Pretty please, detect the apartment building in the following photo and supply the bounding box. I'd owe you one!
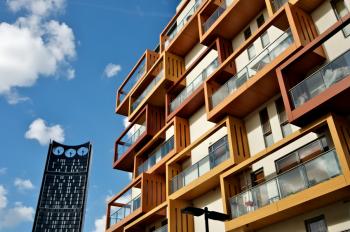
[106,0,350,231]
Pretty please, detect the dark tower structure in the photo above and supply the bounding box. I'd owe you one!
[32,141,92,232]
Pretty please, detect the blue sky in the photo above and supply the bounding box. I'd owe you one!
[0,0,177,231]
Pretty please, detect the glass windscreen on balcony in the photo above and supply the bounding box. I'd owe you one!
[170,58,219,112]
[131,69,164,112]
[271,0,288,12]
[211,28,293,108]
[202,0,234,33]
[109,192,141,226]
[137,136,175,176]
[118,123,146,158]
[154,224,168,232]
[164,0,202,49]
[290,49,350,108]
[170,135,229,193]
[119,58,146,103]
[230,149,341,218]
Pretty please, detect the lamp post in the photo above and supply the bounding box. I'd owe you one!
[181,206,231,232]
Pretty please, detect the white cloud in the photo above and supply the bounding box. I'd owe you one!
[123,117,130,128]
[67,68,75,80]
[92,215,106,232]
[0,186,7,209]
[14,178,34,191]
[104,63,121,78]
[0,168,7,176]
[25,118,65,145]
[0,0,76,104]
[0,202,34,229]
[128,172,132,180]
[7,0,66,17]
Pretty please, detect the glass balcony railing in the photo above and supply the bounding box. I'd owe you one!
[230,149,341,218]
[137,136,175,176]
[131,70,164,112]
[109,193,141,226]
[154,224,168,232]
[164,0,202,49]
[120,58,146,103]
[211,28,293,108]
[202,0,234,33]
[271,0,289,12]
[170,58,219,112]
[290,49,350,108]
[170,136,229,193]
[118,124,146,158]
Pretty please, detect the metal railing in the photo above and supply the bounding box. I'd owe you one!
[170,136,229,193]
[290,49,350,108]
[137,136,175,176]
[131,70,164,112]
[211,28,293,108]
[109,193,141,226]
[119,58,146,104]
[170,58,219,112]
[230,149,341,218]
[202,0,234,33]
[164,0,202,49]
[117,124,146,158]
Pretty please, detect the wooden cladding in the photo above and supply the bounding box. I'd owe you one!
[141,173,166,212]
[146,105,165,135]
[227,117,250,164]
[165,53,186,83]
[146,50,160,71]
[168,200,194,232]
[174,117,190,153]
[216,37,235,74]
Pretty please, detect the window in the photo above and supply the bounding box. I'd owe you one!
[331,0,350,37]
[256,14,265,28]
[247,44,256,60]
[259,108,274,147]
[251,168,265,186]
[261,31,270,48]
[244,27,252,40]
[305,215,328,232]
[275,97,292,137]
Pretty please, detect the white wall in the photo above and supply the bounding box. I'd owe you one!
[311,0,350,60]
[176,0,196,27]
[258,201,350,232]
[245,95,300,156]
[193,187,226,232]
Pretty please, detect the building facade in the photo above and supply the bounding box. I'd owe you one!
[33,141,92,232]
[107,0,350,231]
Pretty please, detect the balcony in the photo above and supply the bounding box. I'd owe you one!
[170,135,230,193]
[277,15,350,126]
[160,0,206,56]
[204,5,319,122]
[106,173,166,232]
[211,29,293,108]
[166,37,232,121]
[220,114,350,232]
[128,52,185,121]
[114,105,164,171]
[198,0,266,45]
[134,117,190,178]
[167,116,250,200]
[230,149,341,218]
[116,50,159,116]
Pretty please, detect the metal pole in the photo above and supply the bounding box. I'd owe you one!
[204,207,209,232]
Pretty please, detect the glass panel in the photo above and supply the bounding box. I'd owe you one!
[290,50,350,107]
[202,0,234,33]
[272,0,289,12]
[276,152,299,174]
[118,124,146,158]
[109,193,141,226]
[170,136,229,193]
[170,58,219,112]
[211,28,293,108]
[230,149,341,219]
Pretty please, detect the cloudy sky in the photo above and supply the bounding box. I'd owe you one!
[0,0,176,231]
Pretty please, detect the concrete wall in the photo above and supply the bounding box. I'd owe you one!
[258,201,350,232]
[193,187,226,232]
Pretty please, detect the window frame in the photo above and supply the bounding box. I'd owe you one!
[331,0,350,37]
[304,215,328,232]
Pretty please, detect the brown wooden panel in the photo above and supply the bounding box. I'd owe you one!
[169,200,194,232]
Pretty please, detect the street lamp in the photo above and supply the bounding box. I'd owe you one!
[181,206,231,232]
